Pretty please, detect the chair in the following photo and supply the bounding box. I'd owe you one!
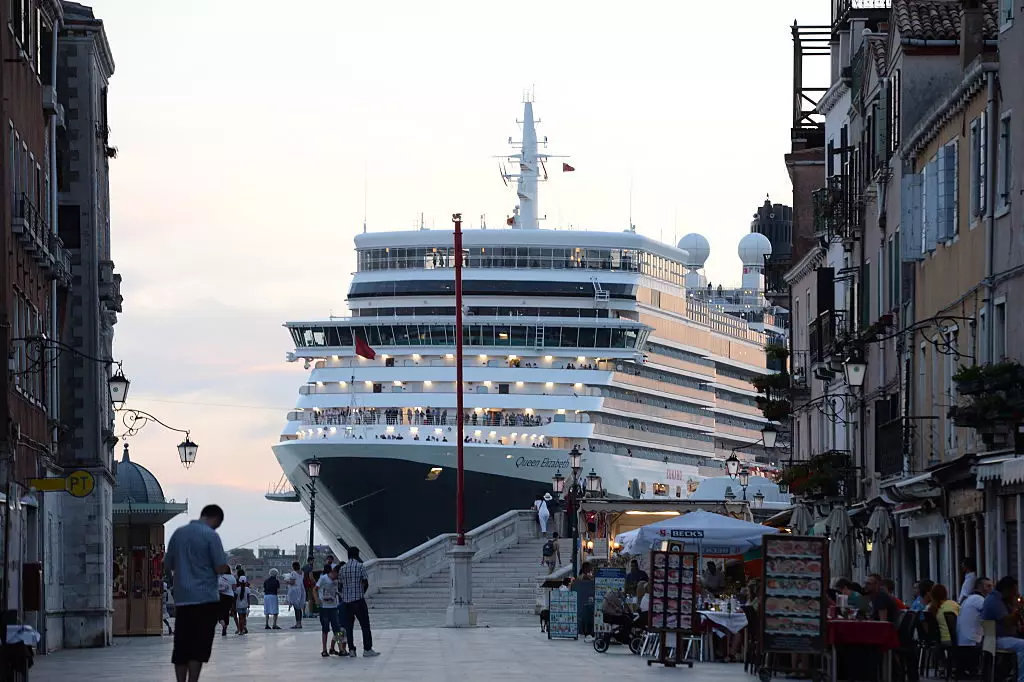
[981,620,1019,682]
[920,611,945,678]
[742,605,761,675]
[894,611,921,682]
[943,611,970,681]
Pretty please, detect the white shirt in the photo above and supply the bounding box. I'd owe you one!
[218,573,236,598]
[316,574,340,608]
[957,593,985,645]
[640,594,650,612]
[959,572,977,603]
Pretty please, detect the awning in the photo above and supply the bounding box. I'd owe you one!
[1003,458,1024,485]
[892,501,925,516]
[764,507,793,528]
[894,472,932,488]
[976,454,1017,481]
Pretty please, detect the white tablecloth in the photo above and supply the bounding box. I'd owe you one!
[6,625,40,646]
[698,610,748,636]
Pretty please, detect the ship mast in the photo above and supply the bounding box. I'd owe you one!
[502,96,560,230]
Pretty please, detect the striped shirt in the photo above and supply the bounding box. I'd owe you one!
[338,559,368,603]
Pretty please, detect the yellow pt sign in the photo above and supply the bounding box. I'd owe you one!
[66,470,95,497]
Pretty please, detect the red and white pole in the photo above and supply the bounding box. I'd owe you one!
[453,213,466,546]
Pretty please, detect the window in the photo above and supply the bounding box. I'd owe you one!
[971,114,988,218]
[921,157,939,253]
[889,70,901,153]
[994,299,1006,361]
[937,141,958,240]
[650,289,661,308]
[998,113,1012,210]
[1001,0,1014,24]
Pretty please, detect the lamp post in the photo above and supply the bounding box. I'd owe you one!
[306,458,321,564]
[738,468,750,500]
[843,354,867,388]
[119,409,199,469]
[552,445,599,577]
[760,423,778,449]
[752,491,765,510]
[725,452,741,479]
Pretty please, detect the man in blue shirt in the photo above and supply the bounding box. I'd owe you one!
[165,505,231,682]
[980,576,1024,682]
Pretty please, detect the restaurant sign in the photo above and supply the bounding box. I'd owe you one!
[907,512,946,539]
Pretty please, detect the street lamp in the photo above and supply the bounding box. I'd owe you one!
[725,453,741,479]
[554,449,596,577]
[752,491,765,510]
[724,486,737,501]
[777,478,789,496]
[843,354,867,388]
[760,423,778,449]
[306,458,321,564]
[738,468,750,500]
[108,365,130,408]
[568,445,583,473]
[551,470,565,494]
[585,469,603,495]
[176,436,198,469]
[119,409,199,469]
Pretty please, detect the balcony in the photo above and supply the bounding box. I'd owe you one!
[875,417,903,477]
[99,260,123,315]
[10,193,71,284]
[790,351,811,396]
[832,0,891,33]
[808,310,848,366]
[812,175,861,244]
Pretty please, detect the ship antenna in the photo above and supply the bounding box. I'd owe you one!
[629,174,634,232]
[362,158,368,233]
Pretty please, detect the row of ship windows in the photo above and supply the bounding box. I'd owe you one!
[347,280,634,299]
[645,342,716,369]
[592,414,714,443]
[292,324,646,350]
[352,306,611,318]
[356,247,684,285]
[597,385,708,417]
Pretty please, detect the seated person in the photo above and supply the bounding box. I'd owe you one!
[602,588,632,633]
[702,561,725,595]
[926,584,959,644]
[980,576,1024,682]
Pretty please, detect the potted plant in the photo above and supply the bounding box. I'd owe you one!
[953,365,985,395]
[757,398,792,421]
[752,372,791,393]
[765,344,790,363]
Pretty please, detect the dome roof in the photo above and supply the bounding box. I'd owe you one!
[691,475,788,504]
[738,232,772,265]
[113,444,167,505]
[677,233,710,268]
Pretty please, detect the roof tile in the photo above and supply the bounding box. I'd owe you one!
[893,0,998,41]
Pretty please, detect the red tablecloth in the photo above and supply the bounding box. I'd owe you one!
[827,620,900,651]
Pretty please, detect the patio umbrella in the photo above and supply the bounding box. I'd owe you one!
[790,503,813,536]
[867,507,895,577]
[826,505,852,582]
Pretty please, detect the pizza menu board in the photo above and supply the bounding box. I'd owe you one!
[547,589,578,640]
[760,535,828,654]
[594,567,626,634]
[647,550,698,633]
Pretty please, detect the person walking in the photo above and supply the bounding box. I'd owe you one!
[541,532,561,574]
[534,494,551,537]
[285,560,305,628]
[263,568,281,630]
[234,573,250,635]
[314,564,347,657]
[217,570,236,636]
[165,504,230,682]
[338,547,379,658]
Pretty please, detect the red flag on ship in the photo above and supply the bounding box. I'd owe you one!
[355,335,376,360]
[562,163,575,172]
[506,216,515,226]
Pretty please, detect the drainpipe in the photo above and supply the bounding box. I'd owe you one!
[984,70,997,363]
[41,14,62,655]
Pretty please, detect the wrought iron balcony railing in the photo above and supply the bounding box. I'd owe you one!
[812,175,862,244]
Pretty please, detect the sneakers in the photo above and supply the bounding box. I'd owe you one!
[362,650,380,658]
[349,650,358,658]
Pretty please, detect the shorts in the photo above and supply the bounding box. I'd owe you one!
[219,595,234,621]
[172,602,220,665]
[236,606,249,615]
[319,606,342,634]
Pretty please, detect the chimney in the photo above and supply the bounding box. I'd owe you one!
[961,0,985,71]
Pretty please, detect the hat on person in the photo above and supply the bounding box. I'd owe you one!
[238,576,248,584]
[269,568,279,577]
[543,492,553,501]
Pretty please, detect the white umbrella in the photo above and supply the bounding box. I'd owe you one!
[826,505,852,582]
[867,507,895,577]
[790,503,813,536]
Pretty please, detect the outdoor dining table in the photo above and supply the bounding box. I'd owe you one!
[698,610,748,662]
[827,619,900,682]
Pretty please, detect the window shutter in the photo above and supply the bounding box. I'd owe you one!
[924,159,939,252]
[952,142,959,235]
[860,262,872,330]
[980,112,988,215]
[901,173,923,261]
[875,81,889,168]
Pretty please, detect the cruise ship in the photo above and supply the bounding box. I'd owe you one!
[269,101,783,560]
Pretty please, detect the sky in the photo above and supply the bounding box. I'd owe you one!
[92,0,832,552]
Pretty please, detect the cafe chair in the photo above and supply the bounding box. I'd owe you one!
[981,620,1019,682]
[893,610,921,682]
[942,611,973,681]
[919,611,945,678]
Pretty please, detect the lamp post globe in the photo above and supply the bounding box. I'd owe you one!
[844,356,867,388]
[585,469,602,496]
[568,446,583,474]
[760,423,778,449]
[177,437,198,469]
[777,479,789,496]
[551,470,565,494]
[726,453,741,479]
[738,468,750,489]
[752,491,765,510]
[108,367,130,409]
[307,458,322,479]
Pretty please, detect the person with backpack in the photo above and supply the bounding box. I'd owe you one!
[541,532,561,574]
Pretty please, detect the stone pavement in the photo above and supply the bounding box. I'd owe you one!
[31,626,756,681]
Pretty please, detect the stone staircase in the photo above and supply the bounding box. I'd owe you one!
[366,537,550,627]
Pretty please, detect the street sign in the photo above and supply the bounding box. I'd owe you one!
[28,470,95,497]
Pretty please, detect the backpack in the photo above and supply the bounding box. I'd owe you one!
[542,540,555,558]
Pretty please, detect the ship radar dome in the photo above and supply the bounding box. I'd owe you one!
[677,233,710,268]
[738,232,772,266]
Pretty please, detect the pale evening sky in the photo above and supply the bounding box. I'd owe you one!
[91,0,831,551]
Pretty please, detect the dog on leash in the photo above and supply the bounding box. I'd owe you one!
[539,609,550,632]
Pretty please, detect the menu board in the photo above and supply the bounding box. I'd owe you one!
[647,550,698,634]
[594,567,626,634]
[760,535,828,655]
[547,590,578,640]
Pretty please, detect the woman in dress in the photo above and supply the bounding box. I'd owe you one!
[235,570,250,635]
[263,568,281,630]
[285,560,306,629]
[534,493,551,537]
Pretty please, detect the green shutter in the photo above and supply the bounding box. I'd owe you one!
[860,262,872,329]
